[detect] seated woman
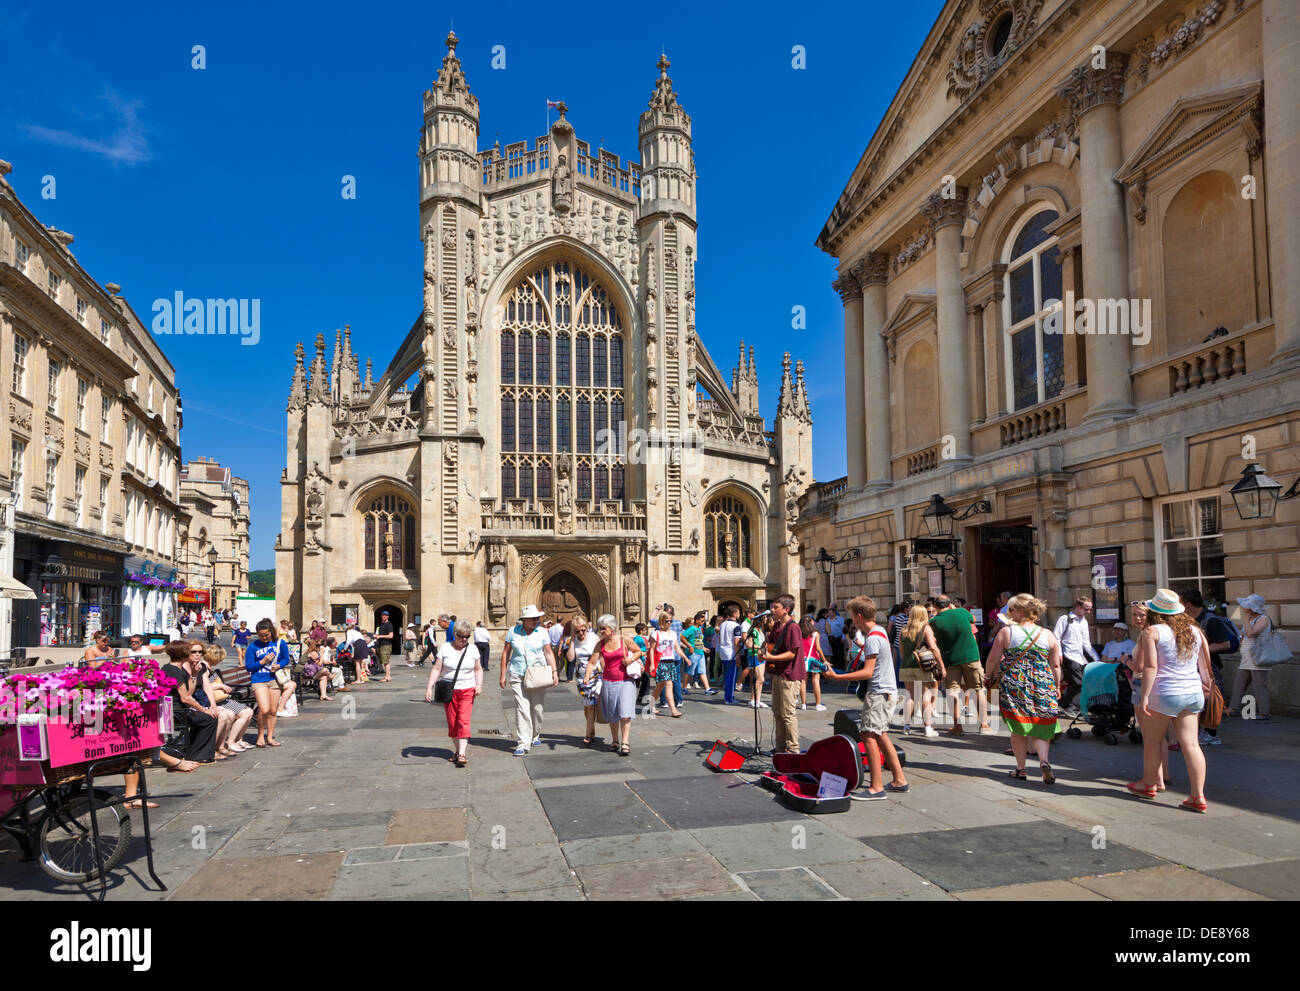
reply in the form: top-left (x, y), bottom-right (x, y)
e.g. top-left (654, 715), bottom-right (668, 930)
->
top-left (321, 638), bottom-right (347, 693)
top-left (205, 644), bottom-right (255, 753)
top-left (160, 641), bottom-right (219, 765)
top-left (189, 641), bottom-right (237, 760)
top-left (303, 646), bottom-right (335, 701)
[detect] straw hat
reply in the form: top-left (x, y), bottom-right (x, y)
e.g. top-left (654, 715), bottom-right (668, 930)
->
top-left (1145, 589), bottom-right (1184, 615)
top-left (519, 604), bottom-right (545, 620)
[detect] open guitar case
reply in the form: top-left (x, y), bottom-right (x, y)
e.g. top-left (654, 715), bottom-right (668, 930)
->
top-left (758, 734), bottom-right (864, 813)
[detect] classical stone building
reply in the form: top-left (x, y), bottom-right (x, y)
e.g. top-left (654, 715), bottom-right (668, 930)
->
top-left (276, 35), bottom-right (812, 633)
top-left (800, 0), bottom-right (1299, 701)
top-left (178, 457), bottom-right (250, 613)
top-left (1, 160), bottom-right (184, 650)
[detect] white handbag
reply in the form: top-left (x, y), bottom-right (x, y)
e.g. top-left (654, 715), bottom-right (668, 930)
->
top-left (625, 660), bottom-right (644, 680)
top-left (1254, 624), bottom-right (1293, 667)
top-left (523, 662), bottom-right (552, 690)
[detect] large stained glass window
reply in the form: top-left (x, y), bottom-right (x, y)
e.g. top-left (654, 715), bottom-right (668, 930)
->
top-left (704, 495), bottom-right (753, 570)
top-left (499, 259), bottom-right (627, 509)
top-left (360, 491), bottom-right (417, 571)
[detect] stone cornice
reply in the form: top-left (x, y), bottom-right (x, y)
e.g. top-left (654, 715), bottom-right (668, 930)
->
top-left (1057, 52), bottom-right (1130, 119)
top-left (0, 268), bottom-right (136, 382)
top-left (961, 262), bottom-right (1007, 307)
top-left (922, 189), bottom-right (969, 233)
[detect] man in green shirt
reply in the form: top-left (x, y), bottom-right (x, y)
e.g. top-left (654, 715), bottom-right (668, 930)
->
top-left (928, 595), bottom-right (993, 735)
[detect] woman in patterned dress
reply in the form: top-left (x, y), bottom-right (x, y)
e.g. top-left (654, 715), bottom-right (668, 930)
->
top-left (984, 593), bottom-right (1063, 785)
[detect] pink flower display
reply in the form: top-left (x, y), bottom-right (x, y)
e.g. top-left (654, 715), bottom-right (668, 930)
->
top-left (0, 660), bottom-right (176, 725)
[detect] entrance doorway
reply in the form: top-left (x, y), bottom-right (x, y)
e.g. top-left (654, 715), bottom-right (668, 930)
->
top-left (540, 571), bottom-right (590, 629)
top-left (976, 523), bottom-right (1035, 620)
top-left (373, 604), bottom-right (403, 634)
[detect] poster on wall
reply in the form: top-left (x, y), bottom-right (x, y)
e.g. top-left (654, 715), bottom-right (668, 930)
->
top-left (346, 605), bottom-right (358, 626)
top-left (927, 569), bottom-right (943, 598)
top-left (85, 606), bottom-right (102, 637)
top-left (1090, 546), bottom-right (1124, 622)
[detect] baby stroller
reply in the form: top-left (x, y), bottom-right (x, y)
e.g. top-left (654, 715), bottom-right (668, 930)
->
top-left (1063, 660), bottom-right (1141, 745)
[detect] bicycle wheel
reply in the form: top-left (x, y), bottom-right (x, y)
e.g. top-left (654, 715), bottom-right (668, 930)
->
top-left (37, 788), bottom-right (133, 884)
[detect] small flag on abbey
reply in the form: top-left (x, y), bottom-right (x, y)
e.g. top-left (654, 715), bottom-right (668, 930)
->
top-left (546, 100), bottom-right (562, 109)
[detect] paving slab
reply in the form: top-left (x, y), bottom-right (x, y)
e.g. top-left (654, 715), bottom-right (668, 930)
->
top-left (688, 820), bottom-right (877, 873)
top-left (524, 748), bottom-right (633, 780)
top-left (627, 775), bottom-right (802, 830)
top-left (387, 808), bottom-right (467, 845)
top-left (268, 825), bottom-right (392, 855)
top-left (866, 820), bottom-right (1163, 891)
top-left (1097, 822), bottom-right (1262, 872)
top-left (171, 851), bottom-right (344, 900)
top-left (329, 854), bottom-right (469, 900)
top-left (469, 841), bottom-right (577, 895)
top-left (809, 859), bottom-right (956, 900)
top-left (289, 810), bottom-right (394, 831)
top-left (560, 830), bottom-right (709, 868)
top-left (576, 852), bottom-right (738, 900)
top-left (1207, 858), bottom-right (1300, 900)
top-left (535, 782), bottom-right (668, 841)
top-left (1075, 865), bottom-right (1268, 900)
top-left (736, 866), bottom-right (843, 900)
top-left (954, 879), bottom-right (1110, 900)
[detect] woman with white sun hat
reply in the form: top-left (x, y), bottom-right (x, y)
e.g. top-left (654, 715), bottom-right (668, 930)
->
top-left (1228, 593), bottom-right (1275, 721)
top-left (499, 604), bottom-right (559, 756)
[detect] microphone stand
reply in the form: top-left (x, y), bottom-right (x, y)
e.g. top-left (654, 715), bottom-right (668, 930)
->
top-left (735, 626), bottom-right (771, 762)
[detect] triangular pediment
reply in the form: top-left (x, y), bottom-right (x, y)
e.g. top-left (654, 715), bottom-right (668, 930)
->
top-left (881, 292), bottom-right (937, 339)
top-left (1117, 81), bottom-right (1262, 185)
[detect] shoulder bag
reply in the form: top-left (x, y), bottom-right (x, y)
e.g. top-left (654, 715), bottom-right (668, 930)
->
top-left (1253, 620), bottom-right (1294, 667)
top-left (272, 639), bottom-right (293, 686)
top-left (522, 635), bottom-right (553, 690)
top-left (434, 646), bottom-right (472, 704)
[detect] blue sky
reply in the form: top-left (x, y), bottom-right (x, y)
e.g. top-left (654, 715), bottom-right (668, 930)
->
top-left (2, 0), bottom-right (939, 569)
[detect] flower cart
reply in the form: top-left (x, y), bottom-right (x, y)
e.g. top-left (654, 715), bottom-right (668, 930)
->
top-left (0, 660), bottom-right (174, 899)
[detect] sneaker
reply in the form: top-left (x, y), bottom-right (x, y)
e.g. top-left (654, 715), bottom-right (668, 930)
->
top-left (1199, 731), bottom-right (1221, 746)
top-left (863, 789), bottom-right (888, 801)
top-left (979, 725), bottom-right (998, 736)
top-left (799, 703), bottom-right (807, 710)
top-left (705, 689), bottom-right (718, 696)
top-left (512, 746), bottom-right (528, 757)
top-left (923, 726), bottom-right (940, 738)
top-left (815, 704), bottom-right (827, 711)
top-left (532, 735), bottom-right (541, 746)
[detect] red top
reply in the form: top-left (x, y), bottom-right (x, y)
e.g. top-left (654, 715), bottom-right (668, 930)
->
top-left (600, 641), bottom-right (629, 682)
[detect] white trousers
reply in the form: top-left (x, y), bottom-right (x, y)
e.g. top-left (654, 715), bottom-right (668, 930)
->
top-left (508, 675), bottom-right (546, 747)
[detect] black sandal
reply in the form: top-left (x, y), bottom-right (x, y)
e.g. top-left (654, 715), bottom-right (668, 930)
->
top-left (609, 743), bottom-right (621, 752)
top-left (1040, 762), bottom-right (1056, 785)
top-left (1008, 768), bottom-right (1027, 779)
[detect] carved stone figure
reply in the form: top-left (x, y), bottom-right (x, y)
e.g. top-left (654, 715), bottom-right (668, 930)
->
top-left (622, 569), bottom-right (640, 619)
top-left (489, 564), bottom-right (507, 613)
top-left (552, 154), bottom-right (573, 213)
top-left (688, 528), bottom-right (699, 551)
top-left (466, 528), bottom-right (480, 554)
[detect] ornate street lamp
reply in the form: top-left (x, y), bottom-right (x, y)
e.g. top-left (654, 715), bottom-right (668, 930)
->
top-left (814, 547), bottom-right (860, 606)
top-left (1228, 462), bottom-right (1295, 521)
top-left (207, 546), bottom-right (219, 616)
top-left (914, 494), bottom-right (992, 572)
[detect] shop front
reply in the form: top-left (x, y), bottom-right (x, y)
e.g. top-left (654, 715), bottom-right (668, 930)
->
top-left (122, 556), bottom-right (181, 637)
top-left (13, 537), bottom-right (125, 647)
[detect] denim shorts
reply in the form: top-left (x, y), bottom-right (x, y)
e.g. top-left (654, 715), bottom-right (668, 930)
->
top-left (685, 653), bottom-right (706, 676)
top-left (1146, 691), bottom-right (1204, 718)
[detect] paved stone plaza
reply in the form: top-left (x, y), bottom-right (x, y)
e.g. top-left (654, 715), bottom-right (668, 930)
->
top-left (2, 662), bottom-right (1298, 901)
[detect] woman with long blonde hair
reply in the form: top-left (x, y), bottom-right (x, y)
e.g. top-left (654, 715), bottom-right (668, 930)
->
top-left (898, 604), bottom-right (945, 737)
top-left (1127, 589), bottom-right (1212, 812)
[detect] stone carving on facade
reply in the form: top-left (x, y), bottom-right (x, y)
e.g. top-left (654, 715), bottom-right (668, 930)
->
top-left (489, 564), bottom-right (507, 617)
top-left (556, 455), bottom-right (574, 535)
top-left (622, 540), bottom-right (642, 567)
top-left (682, 478), bottom-right (700, 508)
top-left (443, 442), bottom-right (458, 464)
top-left (305, 461), bottom-right (328, 529)
top-left (99, 446), bottom-right (113, 468)
top-left (519, 553), bottom-right (546, 582)
top-left (851, 252), bottom-right (890, 289)
top-left (946, 0), bottom-right (1045, 102)
top-left (622, 568), bottom-right (640, 619)
top-left (74, 436), bottom-right (90, 461)
top-left (649, 480), bottom-right (663, 505)
top-left (1058, 53), bottom-right (1130, 118)
top-left (1128, 1), bottom-right (1227, 88)
top-left (891, 226), bottom-right (931, 274)
top-left (688, 528), bottom-right (699, 552)
top-left (921, 190), bottom-right (968, 235)
top-left (8, 401), bottom-right (31, 433)
top-left (583, 553), bottom-right (609, 587)
top-left (466, 528), bottom-right (480, 554)
top-left (552, 153), bottom-right (573, 214)
top-left (487, 540), bottom-right (507, 566)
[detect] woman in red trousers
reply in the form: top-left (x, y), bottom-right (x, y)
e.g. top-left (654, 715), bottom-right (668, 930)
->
top-left (425, 618), bottom-right (483, 767)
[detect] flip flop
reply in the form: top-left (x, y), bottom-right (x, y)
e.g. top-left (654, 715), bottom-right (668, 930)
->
top-left (124, 800), bottom-right (160, 809)
top-left (267, 739), bottom-right (283, 747)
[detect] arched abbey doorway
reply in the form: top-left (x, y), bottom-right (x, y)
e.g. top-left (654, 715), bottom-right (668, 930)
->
top-left (540, 571), bottom-right (590, 628)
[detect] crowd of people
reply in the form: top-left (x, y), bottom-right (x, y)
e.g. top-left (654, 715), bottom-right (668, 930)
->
top-left (83, 582), bottom-right (1276, 816)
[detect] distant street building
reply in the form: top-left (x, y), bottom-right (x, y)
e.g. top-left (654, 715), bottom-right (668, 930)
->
top-left (276, 35), bottom-right (813, 633)
top-left (179, 457), bottom-right (250, 613)
top-left (0, 160), bottom-right (183, 652)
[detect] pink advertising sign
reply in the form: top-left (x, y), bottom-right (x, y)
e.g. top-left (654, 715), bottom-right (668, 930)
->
top-left (44, 704), bottom-right (163, 769)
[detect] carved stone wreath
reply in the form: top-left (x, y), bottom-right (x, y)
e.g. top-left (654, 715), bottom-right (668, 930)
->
top-left (946, 0), bottom-right (1045, 103)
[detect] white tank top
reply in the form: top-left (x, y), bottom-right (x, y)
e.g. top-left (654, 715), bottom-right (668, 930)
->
top-left (1150, 624), bottom-right (1204, 696)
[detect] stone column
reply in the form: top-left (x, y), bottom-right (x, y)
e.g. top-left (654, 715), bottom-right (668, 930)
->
top-left (835, 274), bottom-right (866, 489)
top-left (922, 190), bottom-right (972, 464)
top-left (1059, 55), bottom-right (1134, 423)
top-left (983, 273), bottom-right (1006, 418)
top-left (853, 253), bottom-right (892, 490)
top-left (1264, 0), bottom-right (1300, 364)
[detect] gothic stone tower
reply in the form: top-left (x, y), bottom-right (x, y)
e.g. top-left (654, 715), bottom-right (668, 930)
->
top-left (277, 36), bottom-right (813, 632)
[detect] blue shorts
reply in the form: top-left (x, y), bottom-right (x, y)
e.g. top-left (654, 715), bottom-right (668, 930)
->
top-left (685, 653), bottom-right (706, 677)
top-left (1146, 691), bottom-right (1204, 718)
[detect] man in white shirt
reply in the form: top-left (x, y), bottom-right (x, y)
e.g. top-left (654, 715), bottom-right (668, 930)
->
top-left (1100, 622), bottom-right (1136, 663)
top-left (473, 621), bottom-right (491, 671)
top-left (826, 606), bottom-right (847, 670)
top-left (717, 604), bottom-right (742, 705)
top-left (1053, 597), bottom-right (1099, 713)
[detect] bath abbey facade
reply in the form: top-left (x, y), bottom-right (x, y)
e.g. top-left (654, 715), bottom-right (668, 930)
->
top-left (276, 34), bottom-right (813, 633)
